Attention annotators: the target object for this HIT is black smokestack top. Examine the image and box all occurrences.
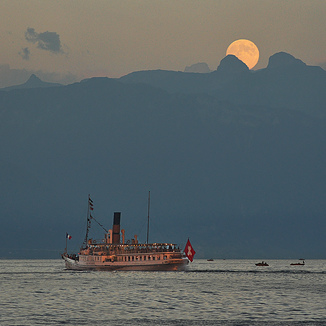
[113,212,121,226]
[112,212,121,244]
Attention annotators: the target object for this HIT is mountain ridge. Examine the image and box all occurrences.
[120,52,326,117]
[1,52,326,259]
[1,73,62,91]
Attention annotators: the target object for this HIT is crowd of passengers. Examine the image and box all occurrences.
[84,245,181,254]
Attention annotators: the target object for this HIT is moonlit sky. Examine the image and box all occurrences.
[1,0,326,86]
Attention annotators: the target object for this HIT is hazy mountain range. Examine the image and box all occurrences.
[1,73,62,91]
[1,52,325,259]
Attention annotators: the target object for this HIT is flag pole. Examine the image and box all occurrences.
[65,233,68,254]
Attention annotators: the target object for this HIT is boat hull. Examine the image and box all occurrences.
[63,255,189,271]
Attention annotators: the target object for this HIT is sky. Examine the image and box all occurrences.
[1,0,326,87]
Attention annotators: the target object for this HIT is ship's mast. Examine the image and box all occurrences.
[146,191,150,244]
[82,194,92,248]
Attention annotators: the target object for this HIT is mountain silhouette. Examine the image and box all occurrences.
[1,74,62,91]
[120,52,326,117]
[0,52,326,259]
[267,52,306,69]
[215,54,249,74]
[120,55,250,94]
[220,52,326,116]
[184,62,211,73]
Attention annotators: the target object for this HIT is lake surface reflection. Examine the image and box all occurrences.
[1,259,325,325]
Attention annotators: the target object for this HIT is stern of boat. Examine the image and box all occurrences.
[62,253,80,270]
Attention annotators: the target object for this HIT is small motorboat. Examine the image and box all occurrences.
[207,259,214,261]
[255,261,269,266]
[290,260,305,266]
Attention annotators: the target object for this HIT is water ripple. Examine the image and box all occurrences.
[1,259,326,325]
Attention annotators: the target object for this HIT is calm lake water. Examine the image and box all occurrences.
[0,259,325,325]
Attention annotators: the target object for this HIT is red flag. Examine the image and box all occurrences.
[184,238,196,262]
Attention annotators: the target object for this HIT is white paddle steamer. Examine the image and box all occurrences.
[62,195,194,271]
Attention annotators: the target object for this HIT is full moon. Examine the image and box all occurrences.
[226,39,259,69]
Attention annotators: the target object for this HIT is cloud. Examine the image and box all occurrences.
[25,27,63,54]
[19,47,30,60]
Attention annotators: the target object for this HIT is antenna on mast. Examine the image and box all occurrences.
[146,191,150,244]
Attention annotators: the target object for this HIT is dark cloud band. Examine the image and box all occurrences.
[25,27,63,54]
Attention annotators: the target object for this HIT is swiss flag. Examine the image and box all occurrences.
[184,238,196,262]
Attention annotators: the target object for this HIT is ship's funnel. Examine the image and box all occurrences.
[112,212,121,244]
